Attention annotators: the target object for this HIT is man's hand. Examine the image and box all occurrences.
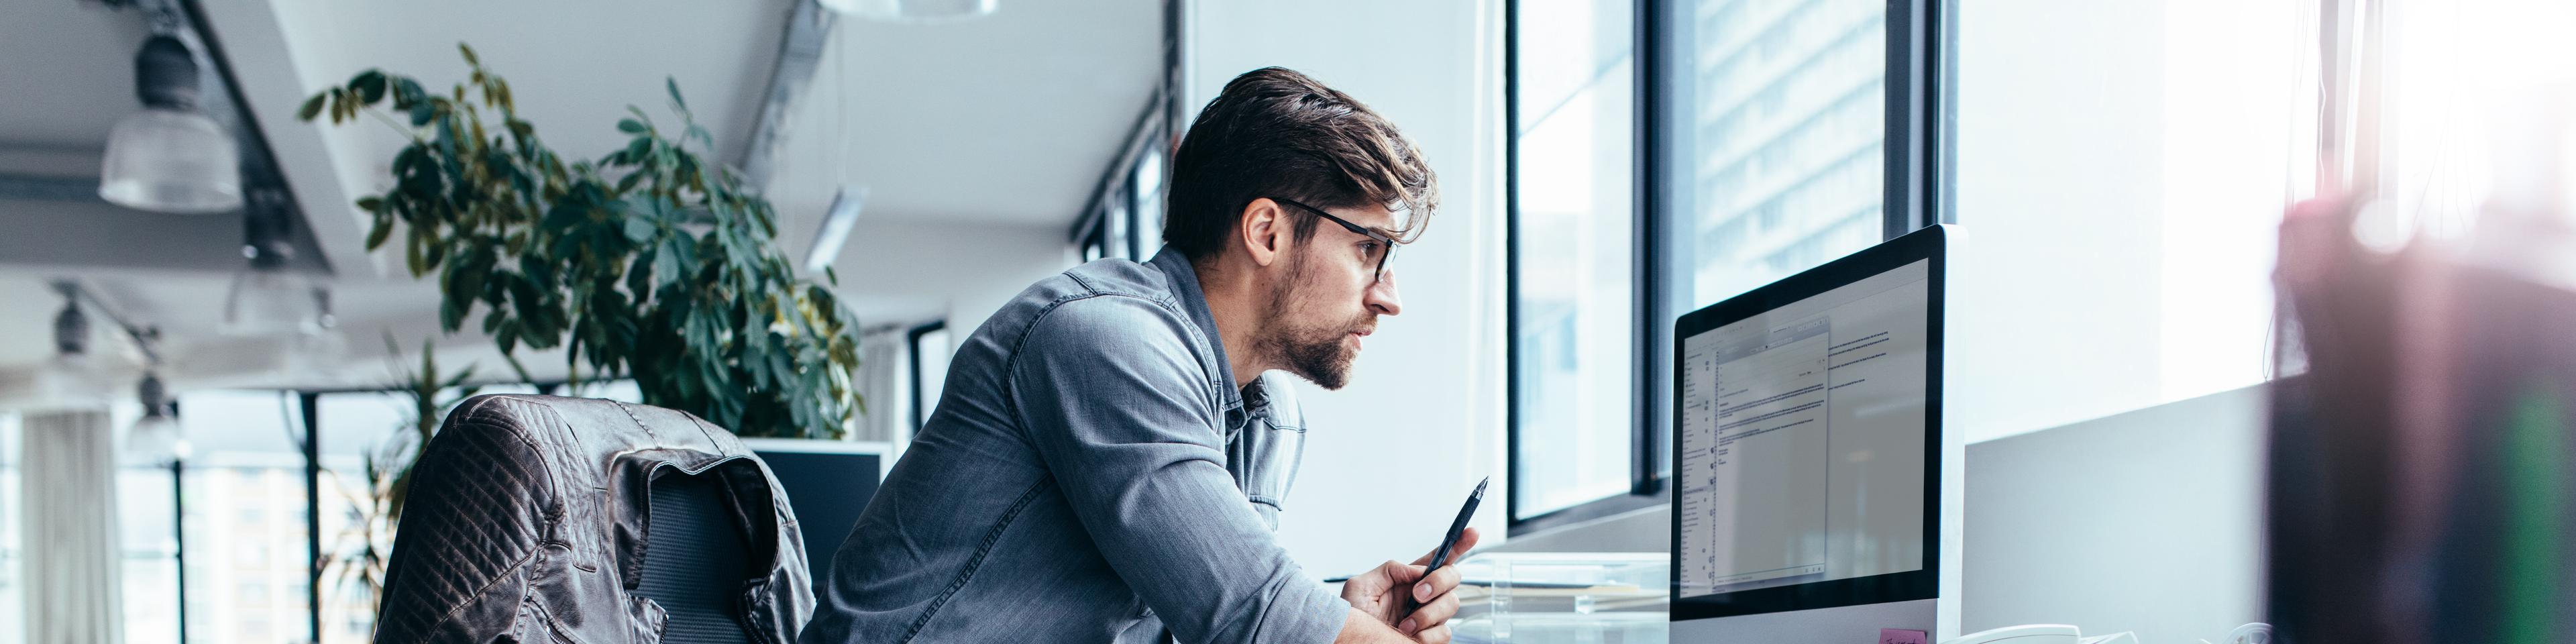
[1337,527,1481,643]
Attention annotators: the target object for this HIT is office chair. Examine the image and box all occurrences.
[372,394,814,644]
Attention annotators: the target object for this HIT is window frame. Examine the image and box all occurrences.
[1503,0,1947,536]
[906,319,950,433]
[1069,89,1175,262]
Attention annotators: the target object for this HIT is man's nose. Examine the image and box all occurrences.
[1365,268,1402,317]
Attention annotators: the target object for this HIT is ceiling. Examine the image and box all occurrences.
[765,0,1167,232]
[0,0,1163,396]
[0,3,147,148]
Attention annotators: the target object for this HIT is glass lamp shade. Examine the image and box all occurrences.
[279,326,352,382]
[125,412,182,466]
[818,0,996,23]
[223,268,323,336]
[99,107,243,214]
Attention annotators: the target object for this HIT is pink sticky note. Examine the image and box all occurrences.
[1880,629,1929,644]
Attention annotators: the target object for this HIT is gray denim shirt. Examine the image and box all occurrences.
[798,249,1343,644]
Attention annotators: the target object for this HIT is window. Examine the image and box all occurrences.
[1133,146,1167,258]
[179,390,317,644]
[315,390,413,644]
[1074,93,1175,262]
[1508,0,1642,523]
[1663,0,1892,307]
[0,414,20,639]
[1509,0,1936,533]
[908,321,953,434]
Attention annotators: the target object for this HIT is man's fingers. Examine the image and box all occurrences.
[1380,559,1426,586]
[1450,527,1482,559]
[1415,623,1452,644]
[1410,527,1483,566]
[1402,587,1460,633]
[1409,564,1463,602]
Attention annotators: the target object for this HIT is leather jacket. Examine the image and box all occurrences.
[372,394,813,644]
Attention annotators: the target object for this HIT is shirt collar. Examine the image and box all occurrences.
[1148,248,1249,415]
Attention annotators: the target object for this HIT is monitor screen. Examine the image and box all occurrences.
[1675,258,1933,600]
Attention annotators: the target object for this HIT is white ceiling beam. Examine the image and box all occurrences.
[189,0,382,280]
[741,0,839,188]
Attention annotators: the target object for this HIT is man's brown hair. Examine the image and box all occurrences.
[1163,67,1439,263]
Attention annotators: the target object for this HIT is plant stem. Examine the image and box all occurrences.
[362,106,423,141]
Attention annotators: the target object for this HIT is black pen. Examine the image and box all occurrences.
[1424,476,1488,574]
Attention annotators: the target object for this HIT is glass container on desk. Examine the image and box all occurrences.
[1449,552,1668,644]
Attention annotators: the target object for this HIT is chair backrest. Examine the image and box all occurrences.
[637,470,757,644]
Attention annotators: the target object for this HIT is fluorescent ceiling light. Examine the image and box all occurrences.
[818,0,998,23]
[806,184,867,274]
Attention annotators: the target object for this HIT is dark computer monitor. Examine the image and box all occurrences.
[743,438,895,585]
[1669,224,1962,642]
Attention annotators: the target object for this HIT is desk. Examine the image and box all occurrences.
[1449,552,1667,644]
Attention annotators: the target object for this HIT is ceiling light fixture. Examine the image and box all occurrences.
[49,280,185,463]
[54,285,91,358]
[805,185,867,273]
[819,0,997,23]
[804,28,871,275]
[125,370,184,466]
[98,28,242,214]
[223,189,328,337]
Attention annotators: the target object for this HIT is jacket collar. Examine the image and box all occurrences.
[1148,248,1250,417]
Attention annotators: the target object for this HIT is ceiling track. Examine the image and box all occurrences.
[739,0,839,189]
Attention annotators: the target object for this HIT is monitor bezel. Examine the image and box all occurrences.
[1668,223,1948,621]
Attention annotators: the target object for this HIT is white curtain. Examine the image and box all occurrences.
[23,409,122,644]
[853,327,913,447]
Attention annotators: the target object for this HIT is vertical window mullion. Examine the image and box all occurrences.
[1632,0,1662,495]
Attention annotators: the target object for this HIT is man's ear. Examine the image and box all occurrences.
[1239,198,1287,268]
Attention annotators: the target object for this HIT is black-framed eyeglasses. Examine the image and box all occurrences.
[1273,197,1399,284]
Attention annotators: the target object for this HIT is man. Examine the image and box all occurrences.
[798,67,1475,644]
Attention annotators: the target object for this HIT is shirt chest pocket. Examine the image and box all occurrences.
[1227,416,1306,530]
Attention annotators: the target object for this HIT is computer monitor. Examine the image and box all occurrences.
[741,438,898,585]
[1670,224,1962,642]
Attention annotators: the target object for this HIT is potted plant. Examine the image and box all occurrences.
[298,44,863,440]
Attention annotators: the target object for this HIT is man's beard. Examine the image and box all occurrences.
[1255,253,1368,390]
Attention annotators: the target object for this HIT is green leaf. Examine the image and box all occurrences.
[439,295,464,331]
[364,216,393,250]
[494,319,519,355]
[616,118,645,134]
[665,76,687,111]
[297,93,327,121]
[352,70,388,103]
[622,214,656,243]
[458,42,480,66]
[405,230,427,276]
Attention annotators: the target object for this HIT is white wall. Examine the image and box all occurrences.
[1945,1,2168,444]
[824,218,1079,335]
[1947,0,2302,443]
[1962,382,2268,642]
[1184,0,1512,578]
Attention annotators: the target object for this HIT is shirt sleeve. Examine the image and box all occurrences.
[1006,294,1348,644]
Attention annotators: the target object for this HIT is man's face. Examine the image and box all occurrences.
[1256,202,1405,390]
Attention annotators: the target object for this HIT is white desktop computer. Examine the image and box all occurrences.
[1670,224,1963,643]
